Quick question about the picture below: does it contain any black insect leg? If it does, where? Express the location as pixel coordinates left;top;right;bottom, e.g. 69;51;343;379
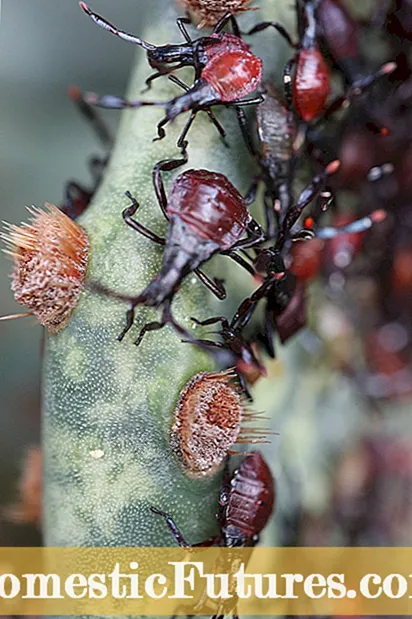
177;110;198;151
194;271;227;300
245;21;296;48
262;302;276;358
231;279;274;331
235;106;258;157
134;318;167;346
123;191;166;245
118;305;137;342
213;12;240;35
168;75;227;146
227;95;265;108
283;56;297;110
152;152;188;218
275;159;340;250
223;250;256;276
191;315;229;328
69;86;114;149
150;507;191;547
142;63;186;92
176;16;193;42
231;219;266;250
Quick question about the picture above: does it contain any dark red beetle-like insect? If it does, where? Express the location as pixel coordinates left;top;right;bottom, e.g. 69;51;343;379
79;3;264;148
152;452;275;618
80;2;249;88
82;42;263;148
60;86;113;220
92;153;265;342
152;450;275;547
290;0;331;122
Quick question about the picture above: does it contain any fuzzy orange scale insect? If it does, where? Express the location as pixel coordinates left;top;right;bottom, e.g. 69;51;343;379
170;370;270;477
1;204;89;333
177;0;257;29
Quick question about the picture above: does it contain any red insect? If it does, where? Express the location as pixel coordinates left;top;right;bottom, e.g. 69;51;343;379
292;0;330;122
151;452;275;618
151;451;275;547
80;2;249;89
92;154;265;344
82;42;263;149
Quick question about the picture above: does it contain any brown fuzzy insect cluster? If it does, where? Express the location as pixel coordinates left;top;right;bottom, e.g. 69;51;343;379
2;204;89;333
177;0;256;28
171;370;268;477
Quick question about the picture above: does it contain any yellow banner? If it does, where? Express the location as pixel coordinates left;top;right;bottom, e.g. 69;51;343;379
1;547;412;615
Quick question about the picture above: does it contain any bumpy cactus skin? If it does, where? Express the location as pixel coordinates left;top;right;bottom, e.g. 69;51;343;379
43;0;292;550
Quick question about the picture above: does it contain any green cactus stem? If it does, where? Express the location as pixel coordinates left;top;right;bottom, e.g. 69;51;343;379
42;0;293;549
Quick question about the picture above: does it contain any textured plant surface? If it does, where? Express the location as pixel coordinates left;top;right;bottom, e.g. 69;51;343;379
42;0;294;553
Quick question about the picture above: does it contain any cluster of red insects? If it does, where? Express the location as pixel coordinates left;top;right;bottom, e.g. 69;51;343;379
72;0;400;572
5;0;411;610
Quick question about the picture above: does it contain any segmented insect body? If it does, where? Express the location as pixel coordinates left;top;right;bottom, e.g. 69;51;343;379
92;155;265;344
142;169;250;306
220;451;275;545
83;45;264;147
152;451;275;548
290;0;331;122
80;1;256;95
201;49;263;102
256;84;297;234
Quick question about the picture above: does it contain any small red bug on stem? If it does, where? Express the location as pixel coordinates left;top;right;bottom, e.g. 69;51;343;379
80;41;264;149
91;153;265;344
151;453;274;619
151;450;275;546
80;3;249;89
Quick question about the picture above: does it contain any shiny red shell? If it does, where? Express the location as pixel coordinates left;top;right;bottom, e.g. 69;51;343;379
290;239;324;281
167;169;249;251
225;452;275;538
204;33;251;63
293;49;330;121
202;49;263;102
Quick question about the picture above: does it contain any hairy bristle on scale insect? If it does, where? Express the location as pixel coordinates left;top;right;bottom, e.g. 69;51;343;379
176;0;256;28
1;204;89;333
170;370;270;477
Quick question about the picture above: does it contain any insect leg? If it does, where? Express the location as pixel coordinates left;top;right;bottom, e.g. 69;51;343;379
79;2;156;50
150;507;191;547
176;17;193;42
68;86;114;149
123;191;166;245
245;21;296;48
